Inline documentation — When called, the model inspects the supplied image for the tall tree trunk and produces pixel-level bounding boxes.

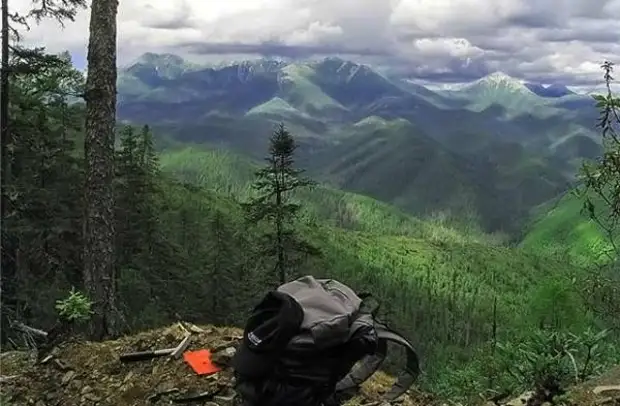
[0,0,14,344]
[275,160,284,285]
[1,0,8,220]
[83,0,119,340]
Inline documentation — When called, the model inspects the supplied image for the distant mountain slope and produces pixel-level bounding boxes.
[525,83,575,98]
[439,72,557,117]
[307,119,570,233]
[117,53,603,234]
[158,146,498,244]
[117,54,600,154]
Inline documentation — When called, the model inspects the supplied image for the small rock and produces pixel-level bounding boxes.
[187,323,205,333]
[123,371,134,383]
[214,392,236,406]
[61,370,75,385]
[81,385,93,394]
[83,393,101,402]
[212,347,236,366]
[156,381,175,392]
[54,358,71,371]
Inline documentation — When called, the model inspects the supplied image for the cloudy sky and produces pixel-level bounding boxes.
[16,0,620,88]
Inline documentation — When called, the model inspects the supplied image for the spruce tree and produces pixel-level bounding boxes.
[0,0,86,344]
[243,123,319,285]
[206,210,239,324]
[83,0,120,339]
[1,51,85,341]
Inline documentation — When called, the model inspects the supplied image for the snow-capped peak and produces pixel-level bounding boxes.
[467,72,533,94]
[477,71,527,90]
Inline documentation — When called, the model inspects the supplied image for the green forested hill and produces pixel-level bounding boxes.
[521,192,616,265]
[159,146,498,243]
[154,117,573,235]
[116,53,603,236]
[308,120,572,234]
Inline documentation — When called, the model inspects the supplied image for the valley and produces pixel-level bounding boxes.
[117,53,601,235]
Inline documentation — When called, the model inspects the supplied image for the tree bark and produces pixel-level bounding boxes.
[1,0,9,221]
[275,158,285,285]
[83,0,119,340]
[0,0,14,344]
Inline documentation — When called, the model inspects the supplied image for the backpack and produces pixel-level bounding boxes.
[231,275,421,406]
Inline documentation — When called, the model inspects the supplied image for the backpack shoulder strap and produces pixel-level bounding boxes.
[332,320,420,402]
[357,292,381,317]
[334,336,387,394]
[375,323,421,401]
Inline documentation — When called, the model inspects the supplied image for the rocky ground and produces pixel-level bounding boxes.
[0,323,617,406]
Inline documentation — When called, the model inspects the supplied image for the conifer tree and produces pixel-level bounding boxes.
[83,0,120,339]
[0,0,86,343]
[1,51,84,340]
[206,210,239,324]
[243,123,319,285]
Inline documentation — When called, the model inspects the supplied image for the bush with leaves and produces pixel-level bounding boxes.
[55,288,94,324]
[495,328,613,395]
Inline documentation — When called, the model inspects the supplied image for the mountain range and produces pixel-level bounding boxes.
[116,52,603,235]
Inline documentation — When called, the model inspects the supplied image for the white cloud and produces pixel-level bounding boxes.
[14,0,620,84]
[390,0,524,34]
[410,38,484,59]
[287,22,344,46]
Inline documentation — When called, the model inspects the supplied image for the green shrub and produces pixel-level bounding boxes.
[55,288,94,324]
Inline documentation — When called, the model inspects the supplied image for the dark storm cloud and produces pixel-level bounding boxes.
[180,41,392,58]
[144,18,193,30]
[506,13,562,29]
[539,27,620,43]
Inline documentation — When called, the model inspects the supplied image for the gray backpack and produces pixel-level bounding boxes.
[232,275,420,406]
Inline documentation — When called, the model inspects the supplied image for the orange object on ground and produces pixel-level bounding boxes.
[183,349,221,375]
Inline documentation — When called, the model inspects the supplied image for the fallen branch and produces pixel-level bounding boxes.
[173,385,225,403]
[595,396,620,405]
[147,388,180,403]
[593,386,620,406]
[0,375,19,383]
[176,322,190,335]
[593,386,620,395]
[13,321,49,338]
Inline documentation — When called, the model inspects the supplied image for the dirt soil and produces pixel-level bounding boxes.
[0,323,439,406]
[562,366,620,406]
[1,323,617,406]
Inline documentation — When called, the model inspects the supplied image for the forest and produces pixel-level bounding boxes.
[1,0,619,405]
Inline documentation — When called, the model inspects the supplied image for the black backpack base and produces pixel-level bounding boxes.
[235,378,332,406]
[231,277,420,406]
